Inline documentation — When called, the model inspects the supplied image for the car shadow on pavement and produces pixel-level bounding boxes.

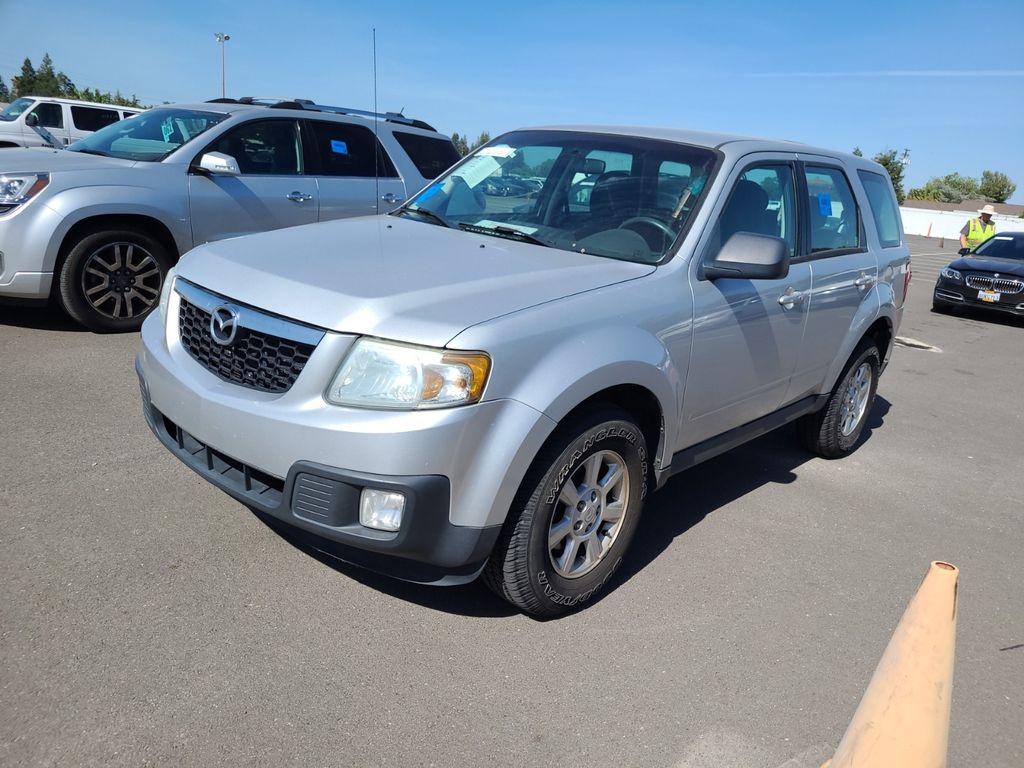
[931,305,1024,329]
[252,396,891,621]
[0,303,91,332]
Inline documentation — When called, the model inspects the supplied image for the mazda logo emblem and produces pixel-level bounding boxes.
[209,305,239,346]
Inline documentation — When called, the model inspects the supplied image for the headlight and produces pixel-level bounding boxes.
[157,265,178,325]
[0,173,49,207]
[326,338,490,409]
[940,267,962,281]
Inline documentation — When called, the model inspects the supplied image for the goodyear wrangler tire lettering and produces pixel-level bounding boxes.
[481,407,649,618]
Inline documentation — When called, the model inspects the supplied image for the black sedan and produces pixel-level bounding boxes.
[933,231,1024,317]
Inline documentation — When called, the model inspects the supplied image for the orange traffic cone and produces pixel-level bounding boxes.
[823,561,959,768]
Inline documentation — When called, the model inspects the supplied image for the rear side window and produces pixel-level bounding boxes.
[804,166,862,253]
[857,170,902,248]
[392,131,460,179]
[71,106,120,132]
[307,121,397,178]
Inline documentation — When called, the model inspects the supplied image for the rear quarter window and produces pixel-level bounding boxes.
[392,131,461,179]
[857,170,902,248]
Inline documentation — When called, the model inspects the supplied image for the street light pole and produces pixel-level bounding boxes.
[214,32,231,98]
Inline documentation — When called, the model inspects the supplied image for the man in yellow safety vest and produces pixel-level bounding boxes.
[959,204,997,253]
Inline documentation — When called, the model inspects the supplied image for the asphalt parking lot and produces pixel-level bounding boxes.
[1,234,1021,767]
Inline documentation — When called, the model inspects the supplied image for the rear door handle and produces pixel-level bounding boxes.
[286,191,313,202]
[778,288,805,308]
[854,273,875,288]
[381,192,401,204]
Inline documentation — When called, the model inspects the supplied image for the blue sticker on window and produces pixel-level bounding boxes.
[418,182,443,202]
[330,140,348,155]
[817,193,832,217]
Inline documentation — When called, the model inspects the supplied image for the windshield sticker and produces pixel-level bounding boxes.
[817,193,832,217]
[452,155,502,186]
[478,146,515,158]
[418,182,443,202]
[330,140,349,155]
[475,220,539,235]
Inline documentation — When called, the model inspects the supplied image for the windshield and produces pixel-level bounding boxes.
[973,234,1024,261]
[397,130,717,263]
[0,97,35,122]
[66,108,226,162]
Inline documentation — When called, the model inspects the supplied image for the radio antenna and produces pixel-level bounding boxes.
[372,28,380,214]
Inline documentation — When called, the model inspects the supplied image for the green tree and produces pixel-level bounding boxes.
[0,75,10,102]
[11,57,37,96]
[852,146,863,157]
[872,149,908,203]
[449,132,470,156]
[33,53,61,96]
[908,172,980,204]
[471,131,491,151]
[978,170,1016,203]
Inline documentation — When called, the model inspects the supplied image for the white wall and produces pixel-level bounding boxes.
[900,207,1022,240]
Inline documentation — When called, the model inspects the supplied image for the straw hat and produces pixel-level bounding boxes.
[978,204,997,215]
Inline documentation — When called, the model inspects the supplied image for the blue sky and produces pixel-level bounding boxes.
[2,0,1022,201]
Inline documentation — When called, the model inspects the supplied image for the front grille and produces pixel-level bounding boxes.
[965,274,1024,294]
[178,298,317,393]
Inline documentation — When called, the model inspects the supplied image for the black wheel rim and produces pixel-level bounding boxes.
[81,241,163,320]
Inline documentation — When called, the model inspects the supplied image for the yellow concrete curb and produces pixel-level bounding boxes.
[823,561,959,768]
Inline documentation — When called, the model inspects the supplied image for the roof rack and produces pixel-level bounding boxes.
[204,97,436,132]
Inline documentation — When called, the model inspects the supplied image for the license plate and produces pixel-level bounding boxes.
[978,290,1001,303]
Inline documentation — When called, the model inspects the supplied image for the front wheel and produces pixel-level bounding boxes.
[58,228,171,332]
[483,407,649,618]
[799,341,880,459]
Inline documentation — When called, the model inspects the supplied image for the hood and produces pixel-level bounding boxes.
[176,215,655,347]
[949,256,1024,278]
[0,147,137,173]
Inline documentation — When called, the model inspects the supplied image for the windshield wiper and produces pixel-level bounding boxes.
[458,223,551,248]
[394,206,453,228]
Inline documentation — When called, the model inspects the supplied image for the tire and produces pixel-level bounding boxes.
[58,227,172,332]
[482,407,649,618]
[799,341,880,459]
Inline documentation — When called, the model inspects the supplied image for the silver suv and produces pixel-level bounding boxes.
[136,126,910,617]
[0,98,459,330]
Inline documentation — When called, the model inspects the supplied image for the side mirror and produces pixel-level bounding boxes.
[704,232,789,280]
[196,151,241,176]
[25,112,39,127]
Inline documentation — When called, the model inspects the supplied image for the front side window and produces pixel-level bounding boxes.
[68,108,226,161]
[307,121,396,178]
[71,106,120,132]
[857,170,901,248]
[396,130,717,264]
[707,164,797,260]
[30,102,64,129]
[209,120,302,175]
[805,166,862,253]
[0,97,35,122]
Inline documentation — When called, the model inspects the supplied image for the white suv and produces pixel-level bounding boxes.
[0,96,142,148]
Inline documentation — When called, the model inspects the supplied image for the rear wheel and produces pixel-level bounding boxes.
[483,407,649,618]
[799,341,880,459]
[58,228,171,332]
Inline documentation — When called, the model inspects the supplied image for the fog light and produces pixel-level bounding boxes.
[359,488,405,531]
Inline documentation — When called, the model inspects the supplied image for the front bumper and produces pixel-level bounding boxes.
[136,302,556,583]
[933,281,1024,316]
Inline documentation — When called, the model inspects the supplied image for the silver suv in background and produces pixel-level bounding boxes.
[137,126,910,617]
[0,96,142,148]
[0,98,459,330]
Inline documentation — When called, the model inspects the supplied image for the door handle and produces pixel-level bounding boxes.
[778,288,805,308]
[854,273,875,288]
[380,192,401,204]
[286,191,313,202]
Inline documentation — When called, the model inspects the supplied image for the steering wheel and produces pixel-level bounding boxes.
[618,216,676,238]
